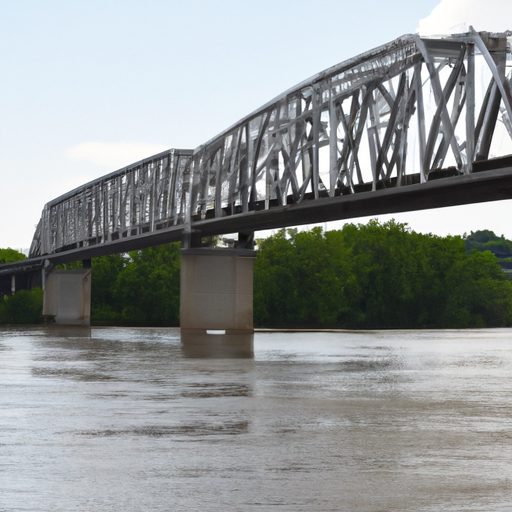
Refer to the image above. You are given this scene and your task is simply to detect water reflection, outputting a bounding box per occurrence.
[180,330,254,358]
[180,382,252,398]
[45,324,92,337]
[76,420,251,438]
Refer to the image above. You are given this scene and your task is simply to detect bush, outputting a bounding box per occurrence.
[0,288,43,324]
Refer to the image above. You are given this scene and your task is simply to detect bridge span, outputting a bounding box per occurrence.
[2,29,512,348]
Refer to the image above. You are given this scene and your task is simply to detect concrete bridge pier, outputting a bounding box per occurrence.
[180,247,255,357]
[43,260,91,327]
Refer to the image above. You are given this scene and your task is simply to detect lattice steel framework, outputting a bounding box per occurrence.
[30,150,193,257]
[30,29,512,258]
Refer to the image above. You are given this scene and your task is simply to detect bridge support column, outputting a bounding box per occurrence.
[43,268,91,326]
[180,248,255,357]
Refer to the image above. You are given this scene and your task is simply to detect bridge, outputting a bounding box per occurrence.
[2,28,512,351]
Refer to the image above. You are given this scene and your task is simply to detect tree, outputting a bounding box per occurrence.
[255,227,352,327]
[254,231,297,326]
[443,250,512,327]
[0,288,43,324]
[0,248,25,264]
[465,230,512,258]
[114,243,181,326]
[91,254,127,323]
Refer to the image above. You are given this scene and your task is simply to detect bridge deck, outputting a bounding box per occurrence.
[2,157,512,274]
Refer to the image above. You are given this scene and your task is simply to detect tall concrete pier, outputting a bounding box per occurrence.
[180,248,255,357]
[43,268,91,326]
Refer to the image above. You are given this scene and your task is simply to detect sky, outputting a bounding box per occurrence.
[1,0,512,252]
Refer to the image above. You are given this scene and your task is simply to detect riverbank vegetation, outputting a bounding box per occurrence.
[2,221,512,328]
[91,244,181,326]
[255,222,512,329]
[0,248,44,324]
[0,288,43,324]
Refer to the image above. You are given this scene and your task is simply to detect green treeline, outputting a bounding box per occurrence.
[2,221,512,328]
[255,221,512,328]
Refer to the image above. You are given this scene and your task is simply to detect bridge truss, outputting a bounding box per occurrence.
[29,29,512,259]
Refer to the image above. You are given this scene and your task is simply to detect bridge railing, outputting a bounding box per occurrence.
[29,30,512,258]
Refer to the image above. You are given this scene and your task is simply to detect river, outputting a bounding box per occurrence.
[1,327,511,511]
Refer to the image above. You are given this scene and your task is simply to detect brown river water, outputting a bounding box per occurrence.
[1,326,512,511]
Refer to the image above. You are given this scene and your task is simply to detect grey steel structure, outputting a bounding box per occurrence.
[22,29,512,262]
[29,149,194,258]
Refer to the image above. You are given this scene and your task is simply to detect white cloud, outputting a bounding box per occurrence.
[66,142,170,170]
[418,0,512,36]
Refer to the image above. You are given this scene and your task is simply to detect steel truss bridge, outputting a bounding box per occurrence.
[4,28,512,276]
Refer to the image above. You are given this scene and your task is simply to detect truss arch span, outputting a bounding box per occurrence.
[29,29,512,260]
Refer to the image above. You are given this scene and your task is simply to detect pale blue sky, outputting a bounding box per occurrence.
[1,0,511,250]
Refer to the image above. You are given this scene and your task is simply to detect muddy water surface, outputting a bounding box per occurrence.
[1,327,512,511]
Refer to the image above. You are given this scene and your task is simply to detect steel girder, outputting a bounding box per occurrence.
[29,30,512,258]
